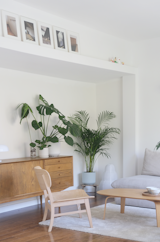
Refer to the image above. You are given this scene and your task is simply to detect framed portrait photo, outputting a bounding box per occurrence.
[2,11,21,40]
[38,22,54,48]
[53,27,68,52]
[21,17,38,45]
[67,31,80,54]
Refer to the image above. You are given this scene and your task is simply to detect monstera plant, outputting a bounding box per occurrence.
[17,95,78,151]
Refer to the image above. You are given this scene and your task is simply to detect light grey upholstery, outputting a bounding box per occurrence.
[111,175,160,208]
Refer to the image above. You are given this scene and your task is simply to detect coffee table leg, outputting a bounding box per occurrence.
[103,197,113,220]
[121,197,125,213]
[155,202,160,227]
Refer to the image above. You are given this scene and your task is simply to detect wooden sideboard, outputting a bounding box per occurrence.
[0,156,73,204]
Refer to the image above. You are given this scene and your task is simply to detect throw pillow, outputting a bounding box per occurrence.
[141,148,160,176]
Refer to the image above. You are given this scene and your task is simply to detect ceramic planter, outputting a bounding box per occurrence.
[82,172,96,185]
[38,147,49,158]
[49,142,60,157]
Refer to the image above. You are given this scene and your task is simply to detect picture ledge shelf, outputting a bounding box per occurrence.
[0,37,137,83]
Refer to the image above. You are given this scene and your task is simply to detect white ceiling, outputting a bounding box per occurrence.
[15,0,160,42]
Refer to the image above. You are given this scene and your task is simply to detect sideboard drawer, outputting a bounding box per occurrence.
[51,177,73,189]
[45,163,72,172]
[45,157,72,166]
[49,170,72,179]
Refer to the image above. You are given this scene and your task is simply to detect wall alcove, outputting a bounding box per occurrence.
[0,35,137,179]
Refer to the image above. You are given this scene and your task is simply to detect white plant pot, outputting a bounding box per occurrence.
[38,148,49,158]
[49,142,60,157]
[82,172,96,185]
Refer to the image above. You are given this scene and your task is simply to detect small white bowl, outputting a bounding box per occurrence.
[146,187,160,194]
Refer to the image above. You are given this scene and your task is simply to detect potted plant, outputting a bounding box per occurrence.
[69,110,120,184]
[17,95,78,157]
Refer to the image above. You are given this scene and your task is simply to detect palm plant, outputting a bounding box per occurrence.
[17,95,77,150]
[69,110,120,172]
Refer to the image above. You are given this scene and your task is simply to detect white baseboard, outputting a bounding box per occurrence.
[0,196,44,214]
[0,186,76,214]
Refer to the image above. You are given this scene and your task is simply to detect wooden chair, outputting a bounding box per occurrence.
[34,166,94,232]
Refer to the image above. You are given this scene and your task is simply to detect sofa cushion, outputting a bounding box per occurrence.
[111,175,160,189]
[141,148,160,176]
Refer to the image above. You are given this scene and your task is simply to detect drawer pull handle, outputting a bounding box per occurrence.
[59,182,61,184]
[59,174,60,176]
[58,167,60,169]
[58,160,60,162]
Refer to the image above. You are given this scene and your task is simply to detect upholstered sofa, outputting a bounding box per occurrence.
[111,149,160,209]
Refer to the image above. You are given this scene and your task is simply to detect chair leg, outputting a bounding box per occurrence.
[77,204,82,218]
[42,200,48,221]
[85,199,93,228]
[58,207,61,214]
[48,204,55,232]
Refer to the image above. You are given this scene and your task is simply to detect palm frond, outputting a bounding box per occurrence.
[68,110,90,128]
[97,111,116,129]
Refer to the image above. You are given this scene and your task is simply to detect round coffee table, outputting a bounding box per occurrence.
[97,188,160,227]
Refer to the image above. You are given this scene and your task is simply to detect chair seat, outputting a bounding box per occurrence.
[51,189,93,203]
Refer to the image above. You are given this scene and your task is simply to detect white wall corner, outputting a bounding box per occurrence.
[122,75,136,177]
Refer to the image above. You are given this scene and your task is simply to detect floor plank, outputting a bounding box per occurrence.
[0,194,138,242]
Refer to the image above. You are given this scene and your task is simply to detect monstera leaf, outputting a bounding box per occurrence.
[48,136,59,143]
[69,123,81,137]
[32,120,42,130]
[58,127,68,135]
[17,103,33,124]
[64,136,73,146]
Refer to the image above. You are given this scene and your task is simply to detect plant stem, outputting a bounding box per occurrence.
[46,116,50,135]
[26,117,32,142]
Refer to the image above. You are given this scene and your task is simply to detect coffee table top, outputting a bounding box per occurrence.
[97,188,160,201]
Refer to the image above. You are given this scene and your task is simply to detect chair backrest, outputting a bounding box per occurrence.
[34,166,52,191]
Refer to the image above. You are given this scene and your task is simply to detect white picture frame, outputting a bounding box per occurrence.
[53,26,68,52]
[67,31,80,54]
[38,22,54,48]
[21,16,38,45]
[2,10,21,40]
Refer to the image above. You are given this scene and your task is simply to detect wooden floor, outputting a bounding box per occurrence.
[0,194,138,242]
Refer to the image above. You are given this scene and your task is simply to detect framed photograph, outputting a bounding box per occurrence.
[1,11,21,40]
[53,26,68,52]
[67,31,80,54]
[21,17,38,45]
[38,22,54,48]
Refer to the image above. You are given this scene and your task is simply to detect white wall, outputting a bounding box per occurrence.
[132,38,160,174]
[0,0,134,212]
[0,68,96,212]
[0,0,133,66]
[96,78,123,180]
